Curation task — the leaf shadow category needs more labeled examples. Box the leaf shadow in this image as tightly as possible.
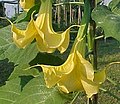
[19,75,34,91]
[29,52,64,72]
[0,58,15,86]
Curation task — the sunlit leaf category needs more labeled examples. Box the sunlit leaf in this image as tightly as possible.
[0,21,65,81]
[0,22,39,81]
[8,64,40,80]
[0,78,21,104]
[9,53,64,80]
[0,73,74,104]
[14,74,73,104]
[92,5,120,42]
[0,22,38,64]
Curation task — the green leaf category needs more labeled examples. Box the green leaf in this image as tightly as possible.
[0,23,64,80]
[0,78,21,104]
[14,12,27,23]
[29,52,64,66]
[0,58,15,85]
[108,0,120,10]
[8,64,40,80]
[0,22,38,64]
[0,22,39,81]
[14,74,73,104]
[9,52,64,80]
[0,74,74,104]
[108,0,120,15]
[92,5,120,42]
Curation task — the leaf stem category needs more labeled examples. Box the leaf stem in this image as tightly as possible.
[70,92,80,104]
[88,0,98,104]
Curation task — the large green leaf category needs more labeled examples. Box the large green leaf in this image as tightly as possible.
[0,58,15,84]
[8,64,40,80]
[0,74,74,104]
[0,21,71,104]
[14,74,73,104]
[0,76,34,104]
[0,78,21,104]
[0,22,64,80]
[9,52,64,80]
[0,22,38,64]
[92,5,120,42]
[0,23,40,81]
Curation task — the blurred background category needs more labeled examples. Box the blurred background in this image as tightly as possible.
[0,0,112,18]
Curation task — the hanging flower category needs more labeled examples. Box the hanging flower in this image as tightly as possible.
[41,50,106,98]
[40,25,106,98]
[19,0,35,11]
[11,0,78,53]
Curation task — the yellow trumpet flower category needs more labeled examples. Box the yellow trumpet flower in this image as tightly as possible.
[40,25,106,98]
[41,48,106,98]
[12,0,76,53]
[19,0,35,11]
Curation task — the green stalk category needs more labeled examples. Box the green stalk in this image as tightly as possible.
[70,92,80,104]
[87,0,98,104]
[68,0,91,103]
[78,0,96,104]
[77,0,96,104]
[69,0,90,56]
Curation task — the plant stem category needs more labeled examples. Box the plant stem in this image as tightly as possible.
[70,92,80,104]
[91,22,97,71]
[91,1,98,104]
[88,17,98,104]
[87,98,92,104]
[88,0,98,104]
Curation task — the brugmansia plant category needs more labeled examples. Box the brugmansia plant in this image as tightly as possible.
[10,0,80,53]
[0,0,119,104]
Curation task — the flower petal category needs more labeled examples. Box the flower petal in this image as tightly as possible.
[94,69,106,84]
[41,49,105,98]
[58,26,72,53]
[20,0,35,12]
[35,0,72,53]
[57,66,84,93]
[42,65,60,88]
[80,76,99,98]
[12,17,36,48]
[77,51,94,81]
[36,32,55,53]
[41,52,76,87]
